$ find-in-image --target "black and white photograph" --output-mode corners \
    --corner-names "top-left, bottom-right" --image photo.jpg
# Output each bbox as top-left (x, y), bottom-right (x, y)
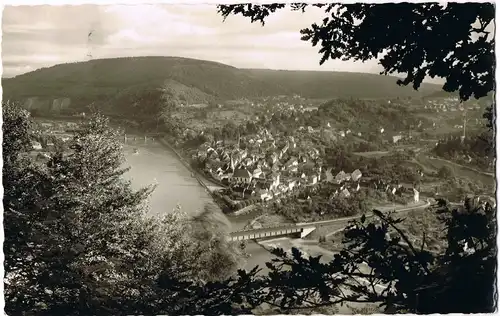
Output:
top-left (2, 2), bottom-right (496, 315)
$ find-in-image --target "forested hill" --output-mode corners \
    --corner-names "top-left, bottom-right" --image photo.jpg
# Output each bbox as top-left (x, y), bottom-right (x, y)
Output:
top-left (3, 56), bottom-right (442, 111)
top-left (245, 68), bottom-right (441, 100)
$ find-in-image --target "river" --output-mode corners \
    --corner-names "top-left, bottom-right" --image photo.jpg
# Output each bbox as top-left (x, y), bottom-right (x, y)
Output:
top-left (122, 138), bottom-right (276, 266)
top-left (122, 139), bottom-right (260, 230)
top-left (122, 141), bottom-right (214, 216)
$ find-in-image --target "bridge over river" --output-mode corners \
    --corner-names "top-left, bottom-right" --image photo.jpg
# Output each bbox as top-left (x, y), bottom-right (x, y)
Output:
top-left (122, 133), bottom-right (163, 144)
top-left (229, 224), bottom-right (317, 242)
top-left (229, 200), bottom-right (432, 242)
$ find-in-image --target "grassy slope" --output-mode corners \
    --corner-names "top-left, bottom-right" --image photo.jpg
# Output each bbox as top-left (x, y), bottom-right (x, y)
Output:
top-left (3, 56), bottom-right (442, 111)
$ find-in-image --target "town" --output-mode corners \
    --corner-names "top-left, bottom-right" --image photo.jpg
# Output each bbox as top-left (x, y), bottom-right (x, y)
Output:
top-left (194, 126), bottom-right (421, 213)
top-left (26, 90), bottom-right (492, 225)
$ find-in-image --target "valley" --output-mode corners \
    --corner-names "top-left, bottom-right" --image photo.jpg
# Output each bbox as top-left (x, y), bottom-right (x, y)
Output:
top-left (22, 57), bottom-right (495, 238)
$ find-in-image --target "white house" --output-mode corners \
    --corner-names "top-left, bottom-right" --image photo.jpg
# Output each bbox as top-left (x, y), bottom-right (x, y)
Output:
top-left (280, 143), bottom-right (289, 156)
top-left (284, 157), bottom-right (299, 169)
top-left (271, 173), bottom-right (280, 190)
top-left (413, 188), bottom-right (420, 203)
top-left (309, 175), bottom-right (318, 185)
top-left (351, 169), bottom-right (362, 182)
top-left (393, 135), bottom-right (403, 144)
top-left (32, 141), bottom-right (42, 150)
top-left (269, 152), bottom-right (279, 164)
top-left (289, 165), bottom-right (299, 173)
top-left (251, 167), bottom-right (263, 179)
top-left (341, 189), bottom-right (351, 198)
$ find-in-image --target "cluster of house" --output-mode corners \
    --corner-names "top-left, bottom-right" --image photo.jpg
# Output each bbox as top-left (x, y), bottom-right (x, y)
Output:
top-left (256, 102), bottom-right (321, 123)
top-left (261, 94), bottom-right (305, 102)
top-left (368, 178), bottom-right (420, 203)
top-left (324, 168), bottom-right (363, 199)
top-left (196, 130), bottom-right (325, 203)
top-left (424, 98), bottom-right (481, 112)
top-left (31, 121), bottom-right (78, 152)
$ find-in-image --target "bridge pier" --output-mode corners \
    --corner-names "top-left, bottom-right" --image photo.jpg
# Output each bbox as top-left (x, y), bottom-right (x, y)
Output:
top-left (300, 227), bottom-right (316, 238)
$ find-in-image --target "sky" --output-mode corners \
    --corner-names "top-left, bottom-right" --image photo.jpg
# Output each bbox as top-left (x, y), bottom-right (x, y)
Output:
top-left (2, 4), bottom-right (389, 78)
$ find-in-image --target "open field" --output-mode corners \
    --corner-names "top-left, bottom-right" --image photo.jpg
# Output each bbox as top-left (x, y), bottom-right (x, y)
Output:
top-left (416, 154), bottom-right (494, 188)
top-left (353, 151), bottom-right (390, 158)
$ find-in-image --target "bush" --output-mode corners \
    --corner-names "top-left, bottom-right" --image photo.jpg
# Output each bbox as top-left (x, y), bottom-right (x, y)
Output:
top-left (437, 165), bottom-right (455, 179)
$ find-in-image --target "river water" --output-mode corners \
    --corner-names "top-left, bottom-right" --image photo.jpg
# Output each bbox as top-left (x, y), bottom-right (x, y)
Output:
top-left (122, 141), bottom-right (213, 216)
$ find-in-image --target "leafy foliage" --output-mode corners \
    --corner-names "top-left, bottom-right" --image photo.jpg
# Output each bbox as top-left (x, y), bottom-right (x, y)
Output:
top-left (4, 3), bottom-right (497, 314)
top-left (2, 101), bottom-right (33, 163)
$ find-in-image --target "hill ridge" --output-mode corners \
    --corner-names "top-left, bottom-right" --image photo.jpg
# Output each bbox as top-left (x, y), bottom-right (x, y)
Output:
top-left (2, 56), bottom-right (443, 113)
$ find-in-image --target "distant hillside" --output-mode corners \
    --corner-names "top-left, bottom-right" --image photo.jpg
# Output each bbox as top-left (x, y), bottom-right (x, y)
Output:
top-left (423, 90), bottom-right (457, 99)
top-left (318, 98), bottom-right (426, 133)
top-left (2, 56), bottom-right (443, 114)
top-left (424, 90), bottom-right (493, 105)
top-left (246, 69), bottom-right (441, 100)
